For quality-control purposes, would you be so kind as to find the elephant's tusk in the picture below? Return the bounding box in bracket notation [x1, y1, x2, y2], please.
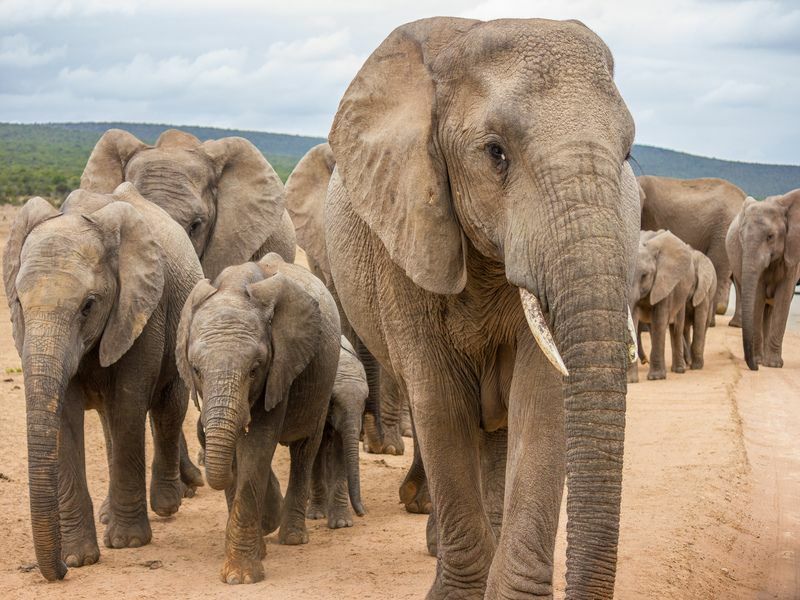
[626, 307, 638, 365]
[519, 289, 569, 377]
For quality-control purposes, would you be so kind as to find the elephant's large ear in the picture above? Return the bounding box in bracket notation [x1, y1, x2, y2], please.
[246, 270, 321, 412]
[176, 279, 218, 408]
[2, 197, 60, 354]
[650, 238, 690, 305]
[692, 253, 715, 308]
[329, 19, 474, 295]
[87, 201, 165, 367]
[285, 143, 335, 278]
[779, 189, 800, 264]
[199, 137, 285, 280]
[81, 129, 147, 192]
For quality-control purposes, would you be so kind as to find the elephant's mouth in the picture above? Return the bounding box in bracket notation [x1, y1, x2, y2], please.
[518, 288, 638, 376]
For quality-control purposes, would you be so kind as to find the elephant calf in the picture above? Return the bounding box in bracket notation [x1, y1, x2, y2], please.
[683, 250, 717, 370]
[307, 336, 368, 529]
[629, 230, 696, 381]
[176, 253, 340, 585]
[3, 184, 203, 581]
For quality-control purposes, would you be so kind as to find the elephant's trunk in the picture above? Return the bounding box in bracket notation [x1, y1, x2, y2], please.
[741, 261, 762, 370]
[22, 316, 75, 582]
[202, 389, 243, 491]
[343, 421, 365, 516]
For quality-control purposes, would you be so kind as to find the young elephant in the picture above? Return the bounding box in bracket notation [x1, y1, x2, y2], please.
[629, 230, 695, 381]
[176, 253, 340, 585]
[683, 250, 717, 370]
[307, 336, 368, 528]
[726, 190, 800, 369]
[2, 183, 203, 581]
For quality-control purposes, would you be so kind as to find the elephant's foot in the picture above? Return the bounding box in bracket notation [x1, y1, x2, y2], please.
[426, 512, 438, 557]
[401, 407, 413, 438]
[220, 555, 265, 585]
[98, 494, 110, 525]
[150, 474, 183, 517]
[306, 502, 326, 520]
[672, 364, 686, 374]
[761, 354, 784, 368]
[62, 530, 100, 568]
[326, 505, 353, 529]
[626, 366, 639, 383]
[278, 522, 309, 545]
[399, 478, 432, 514]
[103, 510, 152, 549]
[729, 316, 742, 328]
[197, 448, 205, 466]
[715, 302, 728, 316]
[647, 368, 666, 381]
[364, 428, 404, 455]
[691, 359, 704, 370]
[180, 452, 205, 494]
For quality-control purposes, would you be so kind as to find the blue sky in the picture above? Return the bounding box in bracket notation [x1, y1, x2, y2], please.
[1, 0, 798, 164]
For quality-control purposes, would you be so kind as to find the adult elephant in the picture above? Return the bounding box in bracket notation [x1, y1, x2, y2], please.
[726, 190, 800, 370]
[285, 143, 405, 456]
[638, 175, 746, 324]
[325, 17, 639, 598]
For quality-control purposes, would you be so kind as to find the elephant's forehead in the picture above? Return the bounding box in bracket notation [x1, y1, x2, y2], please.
[192, 297, 263, 340]
[22, 217, 104, 265]
[127, 148, 212, 183]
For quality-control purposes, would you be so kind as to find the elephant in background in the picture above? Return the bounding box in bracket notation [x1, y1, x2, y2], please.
[325, 17, 639, 598]
[307, 336, 368, 529]
[285, 142, 406, 457]
[639, 175, 746, 324]
[683, 250, 717, 370]
[176, 253, 340, 584]
[3, 184, 203, 581]
[726, 190, 800, 370]
[629, 230, 695, 381]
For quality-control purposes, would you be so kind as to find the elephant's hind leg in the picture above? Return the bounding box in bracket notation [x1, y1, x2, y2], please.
[307, 428, 329, 520]
[324, 431, 354, 529]
[149, 379, 188, 517]
[279, 435, 321, 545]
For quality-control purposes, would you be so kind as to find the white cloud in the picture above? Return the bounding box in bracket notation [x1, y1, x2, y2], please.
[0, 34, 64, 67]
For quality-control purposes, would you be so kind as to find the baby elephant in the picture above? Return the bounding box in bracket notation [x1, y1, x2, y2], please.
[629, 230, 695, 381]
[176, 253, 340, 585]
[307, 336, 369, 529]
[683, 250, 717, 370]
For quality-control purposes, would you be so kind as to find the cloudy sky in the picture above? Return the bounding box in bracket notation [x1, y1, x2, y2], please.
[1, 0, 798, 164]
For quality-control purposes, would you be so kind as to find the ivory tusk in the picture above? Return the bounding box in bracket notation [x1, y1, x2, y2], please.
[519, 289, 569, 377]
[626, 307, 638, 365]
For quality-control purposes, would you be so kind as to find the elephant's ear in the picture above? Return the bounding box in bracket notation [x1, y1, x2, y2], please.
[285, 143, 335, 278]
[81, 129, 147, 192]
[176, 279, 218, 408]
[246, 270, 321, 412]
[88, 201, 165, 367]
[650, 238, 690, 305]
[779, 189, 800, 264]
[692, 253, 715, 307]
[2, 197, 60, 354]
[199, 137, 285, 280]
[329, 19, 474, 295]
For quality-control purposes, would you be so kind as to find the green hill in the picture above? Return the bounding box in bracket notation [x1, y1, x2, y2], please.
[0, 121, 797, 205]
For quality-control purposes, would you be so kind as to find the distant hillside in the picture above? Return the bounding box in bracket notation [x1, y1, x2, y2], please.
[0, 121, 797, 205]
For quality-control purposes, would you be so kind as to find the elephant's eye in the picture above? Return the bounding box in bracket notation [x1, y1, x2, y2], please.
[249, 368, 257, 379]
[192, 366, 202, 379]
[81, 296, 95, 317]
[188, 219, 202, 237]
[767, 233, 775, 241]
[486, 143, 508, 171]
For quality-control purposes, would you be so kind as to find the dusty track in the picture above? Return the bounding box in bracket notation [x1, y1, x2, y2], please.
[0, 203, 797, 599]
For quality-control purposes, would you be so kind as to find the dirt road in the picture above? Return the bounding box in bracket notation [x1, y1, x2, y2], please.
[0, 203, 797, 599]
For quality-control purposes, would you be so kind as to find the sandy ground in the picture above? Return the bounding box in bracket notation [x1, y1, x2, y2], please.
[0, 201, 798, 599]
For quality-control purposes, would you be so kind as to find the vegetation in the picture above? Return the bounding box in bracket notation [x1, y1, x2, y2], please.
[1, 122, 797, 205]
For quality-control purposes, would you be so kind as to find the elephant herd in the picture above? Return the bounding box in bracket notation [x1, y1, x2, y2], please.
[3, 16, 799, 599]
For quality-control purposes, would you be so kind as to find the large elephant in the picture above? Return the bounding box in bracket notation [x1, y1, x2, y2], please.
[324, 17, 639, 598]
[2, 183, 203, 581]
[285, 143, 406, 456]
[638, 175, 746, 324]
[726, 190, 800, 370]
[176, 253, 340, 584]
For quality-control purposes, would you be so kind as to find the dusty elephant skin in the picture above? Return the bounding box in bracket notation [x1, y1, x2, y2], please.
[307, 336, 369, 529]
[325, 17, 639, 599]
[629, 230, 696, 381]
[683, 250, 717, 370]
[176, 253, 340, 585]
[638, 175, 745, 324]
[2, 184, 203, 582]
[726, 190, 800, 370]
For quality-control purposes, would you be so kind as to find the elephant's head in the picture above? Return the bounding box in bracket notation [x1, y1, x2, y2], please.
[2, 185, 164, 581]
[736, 190, 800, 369]
[81, 129, 285, 280]
[631, 230, 692, 308]
[285, 143, 336, 284]
[176, 254, 321, 490]
[690, 251, 717, 311]
[329, 17, 638, 596]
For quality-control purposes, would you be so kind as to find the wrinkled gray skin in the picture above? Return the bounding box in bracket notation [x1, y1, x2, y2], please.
[726, 190, 800, 370]
[82, 127, 297, 495]
[307, 336, 368, 528]
[325, 18, 638, 599]
[629, 230, 695, 382]
[176, 253, 339, 585]
[683, 250, 717, 370]
[639, 175, 745, 325]
[2, 183, 202, 582]
[285, 143, 407, 458]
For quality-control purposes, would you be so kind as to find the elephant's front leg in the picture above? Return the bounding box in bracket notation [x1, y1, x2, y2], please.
[690, 304, 709, 370]
[149, 379, 189, 517]
[324, 430, 354, 529]
[647, 304, 669, 380]
[485, 334, 565, 598]
[762, 275, 796, 367]
[59, 384, 99, 567]
[399, 419, 431, 514]
[670, 305, 687, 373]
[730, 274, 743, 328]
[480, 428, 507, 542]
[306, 431, 329, 521]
